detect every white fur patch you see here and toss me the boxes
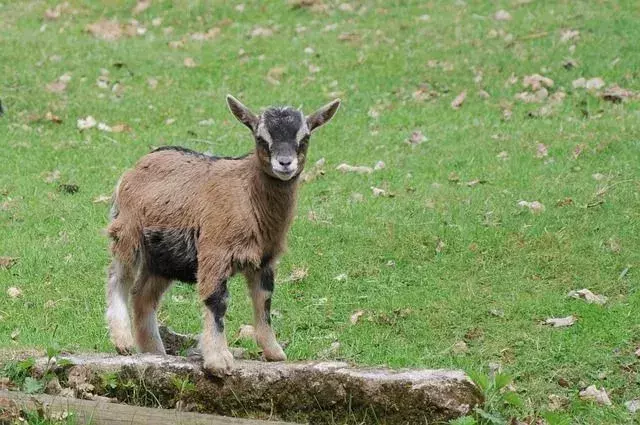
[295,111,310,144]
[256,120,273,146]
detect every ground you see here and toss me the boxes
[0,0,639,424]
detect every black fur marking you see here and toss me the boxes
[204,280,229,332]
[260,267,274,325]
[151,146,249,161]
[262,108,303,146]
[143,228,199,283]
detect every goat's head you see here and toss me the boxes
[226,95,340,181]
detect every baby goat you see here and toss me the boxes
[106,95,340,374]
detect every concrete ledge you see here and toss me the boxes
[34,351,482,424]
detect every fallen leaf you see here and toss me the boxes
[287,267,308,283]
[165,118,176,125]
[548,394,570,411]
[251,26,274,37]
[543,315,576,328]
[266,66,285,85]
[497,151,509,161]
[579,385,611,406]
[572,143,585,159]
[237,324,255,340]
[435,238,446,253]
[535,143,548,158]
[418,14,430,21]
[111,123,132,133]
[625,399,640,414]
[451,90,467,109]
[93,195,111,203]
[374,161,385,171]
[0,257,17,269]
[336,163,373,174]
[44,170,61,183]
[602,85,635,103]
[97,122,112,132]
[523,74,554,91]
[191,27,221,41]
[635,347,640,358]
[371,187,386,197]
[147,77,158,89]
[452,341,469,354]
[168,40,184,49]
[572,77,586,89]
[183,57,197,68]
[45,112,62,124]
[563,58,578,69]
[11,329,20,340]
[560,29,580,43]
[607,238,621,254]
[567,288,607,305]
[318,341,341,358]
[350,310,364,325]
[132,0,152,14]
[7,287,22,298]
[46,76,69,94]
[489,309,504,318]
[494,10,512,21]
[407,130,426,146]
[518,200,545,214]
[448,171,460,183]
[77,116,97,130]
[478,89,491,99]
[85,20,124,41]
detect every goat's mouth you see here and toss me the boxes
[272,168,297,181]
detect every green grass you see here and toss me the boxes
[1,0,639,423]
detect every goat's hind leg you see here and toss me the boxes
[131,273,172,354]
[106,258,135,355]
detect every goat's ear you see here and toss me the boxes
[306,99,341,132]
[226,95,259,130]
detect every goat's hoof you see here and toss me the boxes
[203,349,234,376]
[263,345,287,362]
[115,344,135,356]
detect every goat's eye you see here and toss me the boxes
[256,136,269,149]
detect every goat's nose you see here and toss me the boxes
[278,158,292,167]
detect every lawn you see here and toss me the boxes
[1,0,639,423]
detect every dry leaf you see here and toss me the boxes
[132,0,152,14]
[371,187,386,197]
[238,324,255,340]
[77,116,97,130]
[579,385,611,406]
[147,78,158,89]
[523,74,554,91]
[567,289,607,305]
[548,394,570,411]
[287,267,308,282]
[586,77,605,90]
[602,85,635,103]
[93,195,111,203]
[407,130,426,146]
[374,161,385,170]
[111,123,132,133]
[518,200,545,214]
[191,27,221,41]
[45,112,62,124]
[7,287,22,298]
[435,239,446,253]
[350,310,364,325]
[46,74,70,94]
[494,10,512,21]
[300,158,325,183]
[543,315,576,328]
[266,66,285,85]
[165,118,176,125]
[451,91,467,109]
[0,257,17,269]
[85,20,124,41]
[251,26,274,37]
[183,57,197,68]
[11,329,20,340]
[452,341,469,354]
[497,151,509,161]
[560,29,579,43]
[44,170,61,183]
[535,143,549,158]
[625,399,640,413]
[336,163,373,174]
[98,122,112,132]
[334,273,348,281]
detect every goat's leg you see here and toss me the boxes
[200,277,234,375]
[105,258,135,355]
[131,274,172,354]
[245,267,286,361]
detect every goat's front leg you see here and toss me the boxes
[245,266,286,362]
[199,275,234,375]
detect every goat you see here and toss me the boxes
[105,95,340,374]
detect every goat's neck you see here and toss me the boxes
[249,155,299,246]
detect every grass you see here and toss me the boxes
[1,0,639,423]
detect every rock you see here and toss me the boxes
[579,385,611,406]
[35,352,483,424]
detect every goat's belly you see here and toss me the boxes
[142,227,198,283]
